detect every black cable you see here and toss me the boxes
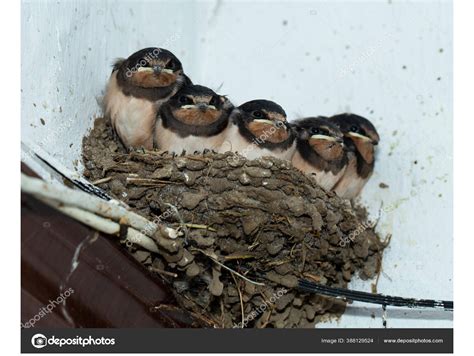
[35,153,112,201]
[298,279,453,310]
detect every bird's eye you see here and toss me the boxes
[179,96,190,104]
[209,95,220,107]
[252,110,264,119]
[311,127,322,135]
[350,125,359,133]
[166,59,177,70]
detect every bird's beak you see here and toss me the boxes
[152,65,162,74]
[136,65,173,75]
[181,104,196,109]
[311,134,338,142]
[197,103,208,112]
[253,119,275,125]
[348,132,376,164]
[187,103,217,112]
[348,131,373,143]
[137,66,154,73]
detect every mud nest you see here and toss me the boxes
[82,118,387,328]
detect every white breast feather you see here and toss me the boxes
[103,72,157,150]
[333,155,370,199]
[292,150,346,191]
[219,124,296,161]
[155,119,227,153]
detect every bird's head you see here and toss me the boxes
[236,100,293,144]
[164,84,233,127]
[116,47,186,88]
[293,117,346,161]
[330,114,379,164]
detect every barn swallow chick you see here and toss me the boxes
[103,47,190,149]
[291,117,348,191]
[219,100,296,161]
[155,84,234,153]
[330,113,380,199]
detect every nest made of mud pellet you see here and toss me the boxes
[82,118,387,328]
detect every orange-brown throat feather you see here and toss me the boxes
[309,137,344,161]
[173,108,222,126]
[351,137,375,164]
[247,121,289,143]
[130,71,178,88]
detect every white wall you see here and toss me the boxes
[21,0,453,328]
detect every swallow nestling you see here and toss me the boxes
[329,113,380,199]
[219,100,296,161]
[291,117,348,191]
[155,84,234,153]
[103,47,190,150]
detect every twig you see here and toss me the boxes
[300,243,307,272]
[126,177,180,185]
[148,266,178,278]
[165,203,189,243]
[212,258,264,285]
[220,299,225,328]
[258,291,274,328]
[224,253,255,261]
[371,233,392,293]
[183,223,217,232]
[265,259,291,267]
[289,243,298,258]
[302,272,325,283]
[195,248,265,286]
[91,177,112,185]
[231,273,245,328]
[382,232,392,248]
